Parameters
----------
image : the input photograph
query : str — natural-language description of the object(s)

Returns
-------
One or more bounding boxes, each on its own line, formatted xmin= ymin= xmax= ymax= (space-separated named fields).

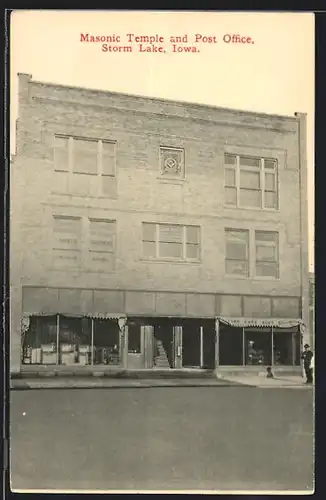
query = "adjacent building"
xmin=309 ymin=272 xmax=315 ymax=349
xmin=10 ymin=73 xmax=310 ymax=377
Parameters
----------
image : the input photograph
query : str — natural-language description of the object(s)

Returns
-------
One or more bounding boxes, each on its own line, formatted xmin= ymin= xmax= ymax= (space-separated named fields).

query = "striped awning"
xmin=21 ymin=313 xmax=126 ymax=333
xmin=217 ymin=317 xmax=305 ymax=329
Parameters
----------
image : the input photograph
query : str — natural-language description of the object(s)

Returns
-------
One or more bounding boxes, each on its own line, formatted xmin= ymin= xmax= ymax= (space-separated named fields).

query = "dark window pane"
xmin=256 ymin=262 xmax=279 ymax=278
xmin=128 ymin=324 xmax=141 ymax=353
xmin=93 ymin=319 xmax=120 ymax=365
xmin=239 ymin=156 xmax=261 ymax=168
xmin=245 ymin=329 xmax=272 ymax=365
xmin=226 ymin=259 xmax=249 ymax=276
xmin=255 ymin=231 xmax=278 ymax=243
xmin=224 ymin=154 xmax=237 ymax=165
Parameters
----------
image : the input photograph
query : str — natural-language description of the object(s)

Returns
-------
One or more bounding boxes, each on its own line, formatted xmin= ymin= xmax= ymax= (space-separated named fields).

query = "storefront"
xmin=20 ymin=314 xmax=216 ymax=372
xmin=21 ymin=313 xmax=127 ymax=370
xmin=216 ymin=317 xmax=304 ymax=371
xmin=20 ymin=313 xmax=304 ymax=374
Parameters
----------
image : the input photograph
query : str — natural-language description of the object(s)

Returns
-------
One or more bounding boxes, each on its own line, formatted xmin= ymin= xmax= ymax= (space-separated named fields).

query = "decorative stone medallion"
xmin=160 ymin=147 xmax=184 ymax=178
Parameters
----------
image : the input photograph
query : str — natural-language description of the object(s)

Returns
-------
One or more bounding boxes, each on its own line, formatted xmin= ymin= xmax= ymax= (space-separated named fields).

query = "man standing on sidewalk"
xmin=301 ymin=344 xmax=314 ymax=384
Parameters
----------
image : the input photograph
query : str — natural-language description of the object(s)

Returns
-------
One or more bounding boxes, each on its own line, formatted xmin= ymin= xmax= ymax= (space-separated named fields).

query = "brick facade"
xmin=10 ymin=73 xmax=310 ymax=373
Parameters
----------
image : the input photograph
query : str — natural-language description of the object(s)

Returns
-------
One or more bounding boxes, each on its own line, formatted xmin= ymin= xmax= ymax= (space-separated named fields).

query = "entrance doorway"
xmin=181 ymin=319 xmax=215 ymax=369
xmin=182 ymin=320 xmax=201 ymax=368
xmin=128 ymin=317 xmax=216 ymax=370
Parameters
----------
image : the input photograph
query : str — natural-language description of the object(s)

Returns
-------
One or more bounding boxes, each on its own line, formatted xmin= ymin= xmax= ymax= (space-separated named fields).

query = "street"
xmin=10 ymin=387 xmax=314 ymax=492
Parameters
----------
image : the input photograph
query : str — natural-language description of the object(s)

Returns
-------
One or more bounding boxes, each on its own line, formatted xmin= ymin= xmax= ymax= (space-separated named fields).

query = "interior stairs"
xmin=154 ymin=340 xmax=171 ymax=368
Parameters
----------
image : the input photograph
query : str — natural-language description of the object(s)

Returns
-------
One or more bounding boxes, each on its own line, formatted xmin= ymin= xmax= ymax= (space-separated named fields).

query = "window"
xmin=225 ymin=228 xmax=279 ymax=279
xmin=159 ymin=147 xmax=185 ymax=179
xmin=53 ymin=135 xmax=117 ymax=197
xmin=88 ymin=219 xmax=116 ymax=271
xmin=255 ymin=231 xmax=279 ymax=278
xmin=128 ymin=324 xmax=141 ymax=353
xmin=22 ymin=315 xmax=121 ymax=366
xmin=53 ymin=216 xmax=81 ymax=269
xmin=225 ymin=229 xmax=249 ymax=276
xmin=52 ymin=215 xmax=116 ymax=272
xmin=224 ymin=154 xmax=278 ymax=209
xmin=142 ymin=223 xmax=200 ymax=261
xmin=93 ymin=319 xmax=120 ymax=365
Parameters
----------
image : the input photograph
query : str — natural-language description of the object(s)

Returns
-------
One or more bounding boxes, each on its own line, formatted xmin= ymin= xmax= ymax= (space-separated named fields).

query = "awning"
xmin=21 ymin=313 xmax=127 ymax=334
xmin=216 ymin=317 xmax=305 ymax=329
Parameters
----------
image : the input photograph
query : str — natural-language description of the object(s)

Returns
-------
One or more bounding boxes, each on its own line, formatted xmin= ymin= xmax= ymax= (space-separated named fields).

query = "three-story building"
xmin=10 ymin=73 xmax=310 ymax=377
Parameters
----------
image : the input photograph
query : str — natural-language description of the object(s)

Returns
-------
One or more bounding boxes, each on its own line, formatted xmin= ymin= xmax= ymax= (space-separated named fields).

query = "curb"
xmin=10 ymin=379 xmax=247 ymax=390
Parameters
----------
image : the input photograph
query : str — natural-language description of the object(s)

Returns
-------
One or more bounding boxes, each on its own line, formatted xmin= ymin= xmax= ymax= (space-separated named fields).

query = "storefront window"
xmin=22 ymin=315 xmax=121 ymax=366
xmin=58 ymin=316 xmax=91 ymax=365
xmin=219 ymin=326 xmax=243 ymax=365
xmin=244 ymin=328 xmax=272 ymax=366
xmin=128 ymin=324 xmax=141 ymax=353
xmin=273 ymin=328 xmax=300 ymax=366
xmin=93 ymin=319 xmax=120 ymax=365
xmin=22 ymin=316 xmax=57 ymax=364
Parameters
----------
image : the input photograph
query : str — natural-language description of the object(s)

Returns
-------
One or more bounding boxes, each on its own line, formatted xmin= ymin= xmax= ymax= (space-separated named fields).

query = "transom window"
xmin=142 ymin=223 xmax=200 ymax=261
xmin=224 ymin=154 xmax=278 ymax=210
xmin=53 ymin=135 xmax=116 ymax=198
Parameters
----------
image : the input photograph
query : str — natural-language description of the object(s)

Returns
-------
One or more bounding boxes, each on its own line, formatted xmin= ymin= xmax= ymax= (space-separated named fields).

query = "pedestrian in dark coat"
xmin=301 ymin=344 xmax=313 ymax=384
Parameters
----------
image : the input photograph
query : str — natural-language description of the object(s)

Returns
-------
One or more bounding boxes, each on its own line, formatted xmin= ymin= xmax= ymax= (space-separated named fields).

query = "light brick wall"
xmin=10 ymin=74 xmax=309 ymax=369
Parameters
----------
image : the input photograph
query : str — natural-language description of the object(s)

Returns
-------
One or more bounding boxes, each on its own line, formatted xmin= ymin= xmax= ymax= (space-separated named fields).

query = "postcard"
xmin=9 ymin=9 xmax=314 ymax=494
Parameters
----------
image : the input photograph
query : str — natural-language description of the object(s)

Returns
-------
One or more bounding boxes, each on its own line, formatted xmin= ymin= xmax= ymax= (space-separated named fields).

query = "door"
xmin=173 ymin=326 xmax=183 ymax=368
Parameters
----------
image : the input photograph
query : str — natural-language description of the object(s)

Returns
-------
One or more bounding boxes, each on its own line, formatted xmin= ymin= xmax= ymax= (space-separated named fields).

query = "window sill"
xmin=51 ymin=192 xmax=118 ymax=200
xmin=140 ymin=258 xmax=201 ymax=265
xmin=225 ymin=273 xmax=280 ymax=282
xmin=48 ymin=267 xmax=116 ymax=274
xmin=224 ymin=204 xmax=279 ymax=213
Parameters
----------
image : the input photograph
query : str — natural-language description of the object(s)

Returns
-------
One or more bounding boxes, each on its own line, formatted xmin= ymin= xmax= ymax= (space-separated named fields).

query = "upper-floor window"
xmin=225 ymin=229 xmax=249 ymax=277
xmin=53 ymin=215 xmax=82 ymax=269
xmin=88 ymin=218 xmax=116 ymax=272
xmin=52 ymin=215 xmax=116 ymax=272
xmin=225 ymin=228 xmax=279 ymax=279
xmin=159 ymin=147 xmax=185 ymax=180
xmin=255 ymin=230 xmax=279 ymax=279
xmin=53 ymin=135 xmax=116 ymax=198
xmin=224 ymin=154 xmax=278 ymax=210
xmin=142 ymin=223 xmax=200 ymax=261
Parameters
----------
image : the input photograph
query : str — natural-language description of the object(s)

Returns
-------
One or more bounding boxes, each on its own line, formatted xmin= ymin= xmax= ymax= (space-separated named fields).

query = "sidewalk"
xmin=10 ymin=377 xmax=243 ymax=390
xmin=219 ymin=374 xmax=313 ymax=389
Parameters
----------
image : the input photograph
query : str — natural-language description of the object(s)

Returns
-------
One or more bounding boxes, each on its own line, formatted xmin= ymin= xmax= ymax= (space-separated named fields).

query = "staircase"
xmin=154 ymin=340 xmax=171 ymax=368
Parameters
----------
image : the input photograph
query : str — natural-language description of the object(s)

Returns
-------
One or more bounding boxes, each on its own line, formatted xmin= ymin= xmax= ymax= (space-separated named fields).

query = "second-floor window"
xmin=52 ymin=215 xmax=116 ymax=272
xmin=225 ymin=229 xmax=249 ymax=277
xmin=142 ymin=223 xmax=200 ymax=261
xmin=225 ymin=228 xmax=279 ymax=279
xmin=255 ymin=230 xmax=279 ymax=278
xmin=224 ymin=154 xmax=278 ymax=210
xmin=53 ymin=135 xmax=116 ymax=198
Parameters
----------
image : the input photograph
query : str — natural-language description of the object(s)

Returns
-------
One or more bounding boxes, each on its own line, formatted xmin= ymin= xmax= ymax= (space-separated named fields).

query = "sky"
xmin=10 ymin=10 xmax=315 ymax=271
